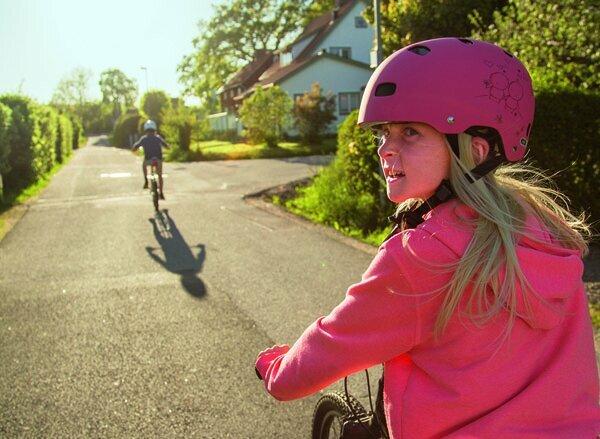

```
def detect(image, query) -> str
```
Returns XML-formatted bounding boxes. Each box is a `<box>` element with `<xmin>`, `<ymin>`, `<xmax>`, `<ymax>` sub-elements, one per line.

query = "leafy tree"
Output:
<box><xmin>161</xmin><ymin>105</ymin><xmax>197</xmax><ymax>152</ymax></box>
<box><xmin>51</xmin><ymin>67</ymin><xmax>92</xmax><ymax>117</ymax></box>
<box><xmin>178</xmin><ymin>0</ymin><xmax>309</xmax><ymax>111</ymax></box>
<box><xmin>300</xmin><ymin>0</ymin><xmax>335</xmax><ymax>27</ymax></box>
<box><xmin>471</xmin><ymin>0</ymin><xmax>599</xmax><ymax>91</ymax></box>
<box><xmin>140</xmin><ymin>89</ymin><xmax>171</xmax><ymax>126</ymax></box>
<box><xmin>0</xmin><ymin>103</ymin><xmax>12</xmax><ymax>179</ymax></box>
<box><xmin>99</xmin><ymin>68</ymin><xmax>138</xmax><ymax>122</ymax></box>
<box><xmin>364</xmin><ymin>0</ymin><xmax>506</xmax><ymax>55</ymax></box>
<box><xmin>293</xmin><ymin>82</ymin><xmax>336</xmax><ymax>143</ymax></box>
<box><xmin>239</xmin><ymin>86</ymin><xmax>292</xmax><ymax>147</ymax></box>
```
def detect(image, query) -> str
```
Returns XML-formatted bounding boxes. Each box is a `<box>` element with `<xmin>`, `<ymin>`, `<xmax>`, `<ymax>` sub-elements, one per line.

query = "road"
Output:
<box><xmin>0</xmin><ymin>136</ymin><xmax>378</xmax><ymax>438</ymax></box>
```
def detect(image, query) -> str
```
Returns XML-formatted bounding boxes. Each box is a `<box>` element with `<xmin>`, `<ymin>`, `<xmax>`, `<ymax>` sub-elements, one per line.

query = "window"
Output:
<box><xmin>329</xmin><ymin>47</ymin><xmax>351</xmax><ymax>59</ymax></box>
<box><xmin>338</xmin><ymin>92</ymin><xmax>360</xmax><ymax>116</ymax></box>
<box><xmin>355</xmin><ymin>16</ymin><xmax>367</xmax><ymax>28</ymax></box>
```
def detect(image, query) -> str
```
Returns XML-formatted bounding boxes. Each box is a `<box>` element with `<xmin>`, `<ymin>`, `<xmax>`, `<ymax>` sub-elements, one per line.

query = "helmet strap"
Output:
<box><xmin>384</xmin><ymin>179</ymin><xmax>455</xmax><ymax>241</ymax></box>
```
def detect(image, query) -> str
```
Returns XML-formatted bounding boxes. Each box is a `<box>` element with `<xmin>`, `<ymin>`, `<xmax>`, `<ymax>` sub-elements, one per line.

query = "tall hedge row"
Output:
<box><xmin>0</xmin><ymin>94</ymin><xmax>81</xmax><ymax>196</ymax></box>
<box><xmin>529</xmin><ymin>89</ymin><xmax>600</xmax><ymax>221</ymax></box>
<box><xmin>0</xmin><ymin>102</ymin><xmax>12</xmax><ymax>175</ymax></box>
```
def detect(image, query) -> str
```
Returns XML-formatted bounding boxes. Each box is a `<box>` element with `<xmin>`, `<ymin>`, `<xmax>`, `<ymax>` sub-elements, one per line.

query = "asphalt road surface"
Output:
<box><xmin>0</xmin><ymin>136</ymin><xmax>379</xmax><ymax>438</ymax></box>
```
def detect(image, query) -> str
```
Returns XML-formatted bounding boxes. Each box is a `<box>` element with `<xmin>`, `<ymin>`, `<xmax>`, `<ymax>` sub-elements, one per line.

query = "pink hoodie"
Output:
<box><xmin>256</xmin><ymin>199</ymin><xmax>600</xmax><ymax>438</ymax></box>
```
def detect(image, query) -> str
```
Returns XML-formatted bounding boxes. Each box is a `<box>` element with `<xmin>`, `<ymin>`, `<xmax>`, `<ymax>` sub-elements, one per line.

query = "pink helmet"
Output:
<box><xmin>358</xmin><ymin>37</ymin><xmax>535</xmax><ymax>162</ymax></box>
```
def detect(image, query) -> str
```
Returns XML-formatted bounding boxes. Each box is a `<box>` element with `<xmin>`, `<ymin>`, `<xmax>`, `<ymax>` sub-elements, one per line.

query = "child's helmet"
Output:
<box><xmin>358</xmin><ymin>37</ymin><xmax>535</xmax><ymax>162</ymax></box>
<box><xmin>143</xmin><ymin>119</ymin><xmax>157</xmax><ymax>131</ymax></box>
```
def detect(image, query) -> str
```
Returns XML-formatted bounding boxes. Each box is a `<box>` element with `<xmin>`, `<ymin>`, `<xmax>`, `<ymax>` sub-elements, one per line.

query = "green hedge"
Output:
<box><xmin>0</xmin><ymin>94</ymin><xmax>78</xmax><ymax>196</ymax></box>
<box><xmin>0</xmin><ymin>102</ymin><xmax>12</xmax><ymax>175</ymax></box>
<box><xmin>55</xmin><ymin>113</ymin><xmax>74</xmax><ymax>163</ymax></box>
<box><xmin>112</xmin><ymin>110</ymin><xmax>141</xmax><ymax>148</ymax></box>
<box><xmin>0</xmin><ymin>95</ymin><xmax>41</xmax><ymax>191</ymax></box>
<box><xmin>528</xmin><ymin>89</ymin><xmax>600</xmax><ymax>222</ymax></box>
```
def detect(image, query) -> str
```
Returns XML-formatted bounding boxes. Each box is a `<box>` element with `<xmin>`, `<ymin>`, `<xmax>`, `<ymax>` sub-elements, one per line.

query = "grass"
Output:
<box><xmin>166</xmin><ymin>137</ymin><xmax>337</xmax><ymax>162</ymax></box>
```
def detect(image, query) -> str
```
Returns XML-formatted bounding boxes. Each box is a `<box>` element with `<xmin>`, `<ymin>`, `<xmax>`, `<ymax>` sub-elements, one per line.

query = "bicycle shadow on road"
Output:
<box><xmin>146</xmin><ymin>209</ymin><xmax>207</xmax><ymax>299</ymax></box>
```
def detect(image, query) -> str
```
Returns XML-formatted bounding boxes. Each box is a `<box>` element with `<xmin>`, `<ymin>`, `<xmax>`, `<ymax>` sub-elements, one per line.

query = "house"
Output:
<box><xmin>208</xmin><ymin>0</ymin><xmax>374</xmax><ymax>135</ymax></box>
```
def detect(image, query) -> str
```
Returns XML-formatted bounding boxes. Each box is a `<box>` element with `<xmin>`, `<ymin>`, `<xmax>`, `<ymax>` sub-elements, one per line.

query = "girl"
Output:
<box><xmin>255</xmin><ymin>38</ymin><xmax>600</xmax><ymax>438</ymax></box>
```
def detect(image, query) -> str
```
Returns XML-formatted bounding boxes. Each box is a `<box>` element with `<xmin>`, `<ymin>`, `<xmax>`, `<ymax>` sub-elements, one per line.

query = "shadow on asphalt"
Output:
<box><xmin>146</xmin><ymin>209</ymin><xmax>207</xmax><ymax>299</ymax></box>
<box><xmin>91</xmin><ymin>137</ymin><xmax>110</xmax><ymax>146</ymax></box>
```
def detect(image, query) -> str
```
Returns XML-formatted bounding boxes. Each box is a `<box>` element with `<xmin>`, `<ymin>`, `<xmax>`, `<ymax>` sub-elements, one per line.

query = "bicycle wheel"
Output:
<box><xmin>151</xmin><ymin>179</ymin><xmax>159</xmax><ymax>212</ymax></box>
<box><xmin>312</xmin><ymin>391</ymin><xmax>372</xmax><ymax>439</ymax></box>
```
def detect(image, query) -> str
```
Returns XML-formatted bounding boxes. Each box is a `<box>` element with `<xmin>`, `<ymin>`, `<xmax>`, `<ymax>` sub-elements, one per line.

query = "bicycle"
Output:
<box><xmin>255</xmin><ymin>366</ymin><xmax>389</xmax><ymax>439</ymax></box>
<box><xmin>147</xmin><ymin>157</ymin><xmax>160</xmax><ymax>212</ymax></box>
<box><xmin>311</xmin><ymin>370</ymin><xmax>389</xmax><ymax>439</ymax></box>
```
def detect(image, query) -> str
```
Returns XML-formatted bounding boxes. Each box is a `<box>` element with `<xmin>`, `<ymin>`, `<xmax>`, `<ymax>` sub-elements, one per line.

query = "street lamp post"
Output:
<box><xmin>370</xmin><ymin>0</ymin><xmax>383</xmax><ymax>68</ymax></box>
<box><xmin>140</xmin><ymin>66</ymin><xmax>149</xmax><ymax>92</ymax></box>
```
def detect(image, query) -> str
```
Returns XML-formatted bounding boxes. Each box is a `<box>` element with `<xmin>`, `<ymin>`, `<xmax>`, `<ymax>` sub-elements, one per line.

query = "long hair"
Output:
<box><xmin>397</xmin><ymin>131</ymin><xmax>591</xmax><ymax>344</ymax></box>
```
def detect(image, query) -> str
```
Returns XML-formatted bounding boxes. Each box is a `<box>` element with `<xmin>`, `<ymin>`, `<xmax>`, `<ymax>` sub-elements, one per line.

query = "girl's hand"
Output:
<box><xmin>255</xmin><ymin>344</ymin><xmax>290</xmax><ymax>380</ymax></box>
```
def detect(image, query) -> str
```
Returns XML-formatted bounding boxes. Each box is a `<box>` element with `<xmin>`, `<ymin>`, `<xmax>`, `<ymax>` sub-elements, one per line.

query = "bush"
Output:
<box><xmin>287</xmin><ymin>111</ymin><xmax>394</xmax><ymax>235</ymax></box>
<box><xmin>293</xmin><ymin>82</ymin><xmax>336</xmax><ymax>144</ymax></box>
<box><xmin>0</xmin><ymin>95</ymin><xmax>39</xmax><ymax>191</ymax></box>
<box><xmin>112</xmin><ymin>110</ymin><xmax>141</xmax><ymax>148</ymax></box>
<box><xmin>68</xmin><ymin>114</ymin><xmax>84</xmax><ymax>149</ymax></box>
<box><xmin>161</xmin><ymin>105</ymin><xmax>196</xmax><ymax>152</ymax></box>
<box><xmin>55</xmin><ymin>113</ymin><xmax>74</xmax><ymax>163</ymax></box>
<box><xmin>208</xmin><ymin>128</ymin><xmax>240</xmax><ymax>143</ymax></box>
<box><xmin>239</xmin><ymin>86</ymin><xmax>292</xmax><ymax>147</ymax></box>
<box><xmin>286</xmin><ymin>159</ymin><xmax>382</xmax><ymax>234</ymax></box>
<box><xmin>79</xmin><ymin>100</ymin><xmax>113</xmax><ymax>134</ymax></box>
<box><xmin>528</xmin><ymin>89</ymin><xmax>600</xmax><ymax>223</ymax></box>
<box><xmin>0</xmin><ymin>102</ymin><xmax>12</xmax><ymax>175</ymax></box>
<box><xmin>36</xmin><ymin>106</ymin><xmax>59</xmax><ymax>175</ymax></box>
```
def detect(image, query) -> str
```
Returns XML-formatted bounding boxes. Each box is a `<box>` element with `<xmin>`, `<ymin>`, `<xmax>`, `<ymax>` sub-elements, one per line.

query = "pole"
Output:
<box><xmin>140</xmin><ymin>66</ymin><xmax>148</xmax><ymax>92</ymax></box>
<box><xmin>374</xmin><ymin>0</ymin><xmax>382</xmax><ymax>66</ymax></box>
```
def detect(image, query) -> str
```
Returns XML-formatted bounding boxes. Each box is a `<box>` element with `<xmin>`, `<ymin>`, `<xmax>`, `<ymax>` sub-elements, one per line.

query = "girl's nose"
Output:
<box><xmin>378</xmin><ymin>142</ymin><xmax>398</xmax><ymax>158</ymax></box>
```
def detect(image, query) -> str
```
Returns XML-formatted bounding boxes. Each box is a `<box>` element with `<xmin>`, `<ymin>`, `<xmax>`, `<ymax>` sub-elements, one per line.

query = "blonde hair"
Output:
<box><xmin>397</xmin><ymin>132</ymin><xmax>591</xmax><ymax>345</ymax></box>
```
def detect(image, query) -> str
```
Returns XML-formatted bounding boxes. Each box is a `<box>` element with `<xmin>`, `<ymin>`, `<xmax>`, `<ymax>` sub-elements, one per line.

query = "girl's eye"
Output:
<box><xmin>404</xmin><ymin>127</ymin><xmax>419</xmax><ymax>137</ymax></box>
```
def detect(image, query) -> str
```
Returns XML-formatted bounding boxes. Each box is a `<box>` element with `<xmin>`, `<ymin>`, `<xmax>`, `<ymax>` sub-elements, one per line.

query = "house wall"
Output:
<box><xmin>313</xmin><ymin>1</ymin><xmax>373</xmax><ymax>64</ymax></box>
<box><xmin>279</xmin><ymin>56</ymin><xmax>372</xmax><ymax>130</ymax></box>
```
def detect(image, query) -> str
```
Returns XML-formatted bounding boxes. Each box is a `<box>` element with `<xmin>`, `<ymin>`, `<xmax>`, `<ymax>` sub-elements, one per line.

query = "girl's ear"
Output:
<box><xmin>471</xmin><ymin>137</ymin><xmax>490</xmax><ymax>165</ymax></box>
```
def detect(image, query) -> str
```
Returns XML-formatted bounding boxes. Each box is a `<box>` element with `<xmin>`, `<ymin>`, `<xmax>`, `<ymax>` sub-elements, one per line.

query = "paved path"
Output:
<box><xmin>0</xmin><ymin>136</ymin><xmax>378</xmax><ymax>437</ymax></box>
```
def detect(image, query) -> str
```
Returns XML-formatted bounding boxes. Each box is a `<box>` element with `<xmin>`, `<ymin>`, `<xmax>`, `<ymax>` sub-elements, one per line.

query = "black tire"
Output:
<box><xmin>151</xmin><ymin>180</ymin><xmax>159</xmax><ymax>212</ymax></box>
<box><xmin>311</xmin><ymin>391</ymin><xmax>370</xmax><ymax>439</ymax></box>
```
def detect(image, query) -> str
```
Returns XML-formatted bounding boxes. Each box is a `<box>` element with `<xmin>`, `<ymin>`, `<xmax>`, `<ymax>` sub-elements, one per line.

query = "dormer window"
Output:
<box><xmin>355</xmin><ymin>16</ymin><xmax>367</xmax><ymax>28</ymax></box>
<box><xmin>280</xmin><ymin>52</ymin><xmax>293</xmax><ymax>66</ymax></box>
<box><xmin>330</xmin><ymin>47</ymin><xmax>351</xmax><ymax>59</ymax></box>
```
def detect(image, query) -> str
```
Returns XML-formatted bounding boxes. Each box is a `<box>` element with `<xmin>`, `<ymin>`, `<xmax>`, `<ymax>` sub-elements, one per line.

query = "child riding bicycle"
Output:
<box><xmin>132</xmin><ymin>119</ymin><xmax>170</xmax><ymax>199</ymax></box>
<box><xmin>255</xmin><ymin>38</ymin><xmax>600</xmax><ymax>438</ymax></box>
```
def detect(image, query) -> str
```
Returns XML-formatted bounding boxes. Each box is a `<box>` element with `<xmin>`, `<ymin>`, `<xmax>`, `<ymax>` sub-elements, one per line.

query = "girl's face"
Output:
<box><xmin>376</xmin><ymin>122</ymin><xmax>451</xmax><ymax>203</ymax></box>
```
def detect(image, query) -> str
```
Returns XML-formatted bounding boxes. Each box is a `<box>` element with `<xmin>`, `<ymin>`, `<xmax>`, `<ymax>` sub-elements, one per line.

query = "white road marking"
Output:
<box><xmin>100</xmin><ymin>172</ymin><xmax>132</xmax><ymax>178</ymax></box>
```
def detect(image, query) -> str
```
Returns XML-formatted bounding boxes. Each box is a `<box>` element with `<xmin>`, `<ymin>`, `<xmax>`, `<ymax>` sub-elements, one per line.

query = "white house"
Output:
<box><xmin>209</xmin><ymin>0</ymin><xmax>374</xmax><ymax>134</ymax></box>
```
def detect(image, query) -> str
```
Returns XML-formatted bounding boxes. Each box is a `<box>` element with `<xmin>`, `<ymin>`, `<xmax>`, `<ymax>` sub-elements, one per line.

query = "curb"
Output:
<box><xmin>243</xmin><ymin>179</ymin><xmax>378</xmax><ymax>257</ymax></box>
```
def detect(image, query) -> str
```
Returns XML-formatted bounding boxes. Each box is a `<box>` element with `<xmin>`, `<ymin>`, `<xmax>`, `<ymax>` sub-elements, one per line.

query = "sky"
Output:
<box><xmin>0</xmin><ymin>0</ymin><xmax>217</xmax><ymax>104</ymax></box>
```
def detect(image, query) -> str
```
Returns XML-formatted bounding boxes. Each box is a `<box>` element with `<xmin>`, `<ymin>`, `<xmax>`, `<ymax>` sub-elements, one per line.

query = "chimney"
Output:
<box><xmin>332</xmin><ymin>0</ymin><xmax>342</xmax><ymax>20</ymax></box>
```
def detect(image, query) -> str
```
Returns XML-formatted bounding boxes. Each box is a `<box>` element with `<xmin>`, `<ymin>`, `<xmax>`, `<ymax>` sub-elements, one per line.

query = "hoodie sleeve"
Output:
<box><xmin>257</xmin><ymin>238</ymin><xmax>431</xmax><ymax>401</ymax></box>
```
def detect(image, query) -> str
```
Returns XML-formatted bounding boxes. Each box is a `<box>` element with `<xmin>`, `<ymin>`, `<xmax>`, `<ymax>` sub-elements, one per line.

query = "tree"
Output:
<box><xmin>0</xmin><ymin>103</ymin><xmax>12</xmax><ymax>186</ymax></box>
<box><xmin>178</xmin><ymin>0</ymin><xmax>309</xmax><ymax>111</ymax></box>
<box><xmin>51</xmin><ymin>68</ymin><xmax>92</xmax><ymax>116</ymax></box>
<box><xmin>293</xmin><ymin>82</ymin><xmax>336</xmax><ymax>143</ymax></box>
<box><xmin>99</xmin><ymin>69</ymin><xmax>138</xmax><ymax>122</ymax></box>
<box><xmin>363</xmin><ymin>0</ymin><xmax>506</xmax><ymax>55</ymax></box>
<box><xmin>140</xmin><ymin>89</ymin><xmax>171</xmax><ymax>126</ymax></box>
<box><xmin>471</xmin><ymin>0</ymin><xmax>599</xmax><ymax>92</ymax></box>
<box><xmin>239</xmin><ymin>86</ymin><xmax>292</xmax><ymax>147</ymax></box>
<box><xmin>161</xmin><ymin>105</ymin><xmax>197</xmax><ymax>152</ymax></box>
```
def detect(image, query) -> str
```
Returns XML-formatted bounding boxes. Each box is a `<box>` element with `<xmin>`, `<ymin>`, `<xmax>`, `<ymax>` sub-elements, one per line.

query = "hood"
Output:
<box><xmin>505</xmin><ymin>215</ymin><xmax>584</xmax><ymax>330</ymax></box>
